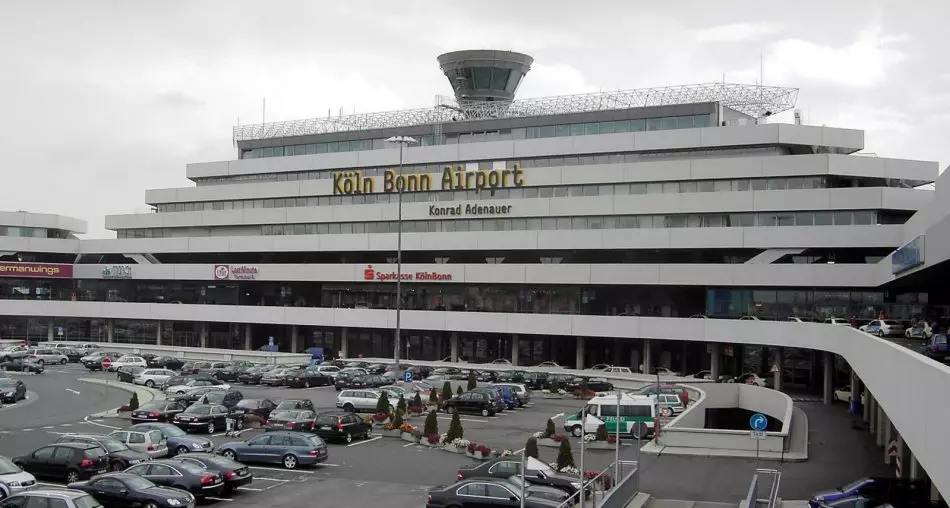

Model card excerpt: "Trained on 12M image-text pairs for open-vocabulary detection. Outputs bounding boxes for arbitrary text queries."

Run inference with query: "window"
[129,433,145,444]
[32,447,55,461]
[488,461,520,476]
[148,463,173,476]
[486,484,515,499]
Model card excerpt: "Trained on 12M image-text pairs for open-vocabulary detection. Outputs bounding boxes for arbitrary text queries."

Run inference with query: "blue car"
[924,334,949,362]
[216,431,328,469]
[809,477,928,508]
[810,478,876,508]
[492,385,519,409]
[129,422,213,457]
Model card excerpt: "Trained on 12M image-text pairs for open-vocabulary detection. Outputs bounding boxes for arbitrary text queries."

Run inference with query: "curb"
[78,378,164,418]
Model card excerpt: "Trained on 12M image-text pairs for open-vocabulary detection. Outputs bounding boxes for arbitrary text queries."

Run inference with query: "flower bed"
[540,389,568,399]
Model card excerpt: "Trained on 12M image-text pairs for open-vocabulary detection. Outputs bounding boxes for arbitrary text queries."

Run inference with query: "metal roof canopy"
[233,82,799,143]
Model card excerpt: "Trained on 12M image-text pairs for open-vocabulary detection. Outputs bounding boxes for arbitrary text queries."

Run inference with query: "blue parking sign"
[403,370,413,383]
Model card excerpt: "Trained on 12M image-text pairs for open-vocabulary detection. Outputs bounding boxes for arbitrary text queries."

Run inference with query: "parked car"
[24,348,68,366]
[859,320,905,337]
[174,452,253,494]
[492,383,531,406]
[0,454,37,499]
[82,352,122,371]
[196,389,244,410]
[164,378,229,395]
[808,477,932,508]
[4,489,110,508]
[275,399,315,412]
[261,368,295,386]
[13,442,109,483]
[53,434,150,472]
[0,358,43,373]
[130,400,188,423]
[336,390,384,413]
[109,355,147,372]
[442,391,497,417]
[211,365,248,382]
[333,370,366,390]
[905,321,933,339]
[67,472,195,508]
[263,410,317,432]
[284,369,333,388]
[832,386,867,406]
[59,348,85,363]
[636,384,689,406]
[342,374,389,389]
[216,431,329,469]
[116,366,145,383]
[310,411,373,444]
[172,403,245,434]
[128,422,214,456]
[0,378,27,404]
[147,355,184,370]
[457,456,584,497]
[0,346,29,363]
[237,366,274,385]
[124,459,225,499]
[180,361,212,375]
[233,398,277,421]
[732,373,768,387]
[471,387,507,413]
[169,386,228,405]
[107,429,169,459]
[427,479,561,508]
[924,334,949,362]
[133,368,177,388]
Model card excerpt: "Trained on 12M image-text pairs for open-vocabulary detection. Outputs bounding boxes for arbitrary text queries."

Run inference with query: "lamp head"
[386,135,418,145]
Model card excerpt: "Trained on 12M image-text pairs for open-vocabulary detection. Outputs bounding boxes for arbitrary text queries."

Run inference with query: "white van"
[563,393,656,439]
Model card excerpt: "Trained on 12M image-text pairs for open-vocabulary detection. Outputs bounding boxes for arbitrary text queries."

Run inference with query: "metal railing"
[744,468,782,508]
[554,460,640,508]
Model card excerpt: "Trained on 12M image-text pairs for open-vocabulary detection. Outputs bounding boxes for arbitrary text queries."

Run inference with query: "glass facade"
[0,226,70,238]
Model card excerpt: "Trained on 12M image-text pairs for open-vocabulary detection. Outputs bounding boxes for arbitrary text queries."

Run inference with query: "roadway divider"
[79,377,165,418]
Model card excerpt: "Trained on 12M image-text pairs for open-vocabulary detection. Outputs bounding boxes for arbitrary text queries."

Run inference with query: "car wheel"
[222,449,236,460]
[344,432,353,444]
[177,390,185,394]
[631,423,646,440]
[176,445,190,455]
[207,421,216,434]
[304,380,311,388]
[36,360,44,366]
[65,469,80,484]
[109,461,124,472]
[236,418,244,430]
[343,403,355,412]
[282,454,298,469]
[60,359,67,365]
[571,425,583,437]
[877,330,884,337]
[145,380,155,388]
[143,502,158,508]
[481,408,490,417]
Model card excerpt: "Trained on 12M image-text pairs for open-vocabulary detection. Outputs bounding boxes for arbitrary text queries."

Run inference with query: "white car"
[24,348,68,365]
[905,322,933,339]
[602,366,633,374]
[653,367,681,377]
[833,386,866,405]
[490,359,512,365]
[536,361,561,369]
[859,320,906,337]
[313,365,341,379]
[164,379,229,394]
[109,355,147,371]
[133,368,176,388]
[823,317,852,326]
[108,429,169,458]
[0,454,37,498]
[336,389,384,413]
[739,316,761,321]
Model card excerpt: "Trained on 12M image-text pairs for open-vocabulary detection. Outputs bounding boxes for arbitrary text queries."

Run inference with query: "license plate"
[97,469,107,473]
[320,426,331,430]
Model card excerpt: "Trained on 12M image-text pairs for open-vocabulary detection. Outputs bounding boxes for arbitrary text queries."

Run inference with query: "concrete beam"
[823,352,834,405]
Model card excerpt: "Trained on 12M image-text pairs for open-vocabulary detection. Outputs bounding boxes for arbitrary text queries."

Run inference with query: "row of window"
[200,146,786,186]
[237,114,715,161]
[0,226,70,239]
[155,176,833,213]
[524,114,712,139]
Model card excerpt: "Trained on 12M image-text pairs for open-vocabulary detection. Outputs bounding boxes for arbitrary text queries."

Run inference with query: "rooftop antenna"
[260,97,266,136]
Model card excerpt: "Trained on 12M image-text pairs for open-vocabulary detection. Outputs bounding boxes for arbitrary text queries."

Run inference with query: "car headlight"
[571,482,581,489]
[191,442,203,449]
[166,499,182,506]
[7,481,20,487]
[129,459,141,464]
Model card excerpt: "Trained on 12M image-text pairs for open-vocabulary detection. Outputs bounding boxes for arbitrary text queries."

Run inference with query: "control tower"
[437,50,533,103]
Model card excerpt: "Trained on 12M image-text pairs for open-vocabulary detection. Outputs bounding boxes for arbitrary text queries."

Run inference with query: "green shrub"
[396,395,407,416]
[446,411,464,442]
[544,418,556,438]
[423,410,439,436]
[595,424,609,441]
[375,390,391,414]
[412,392,423,408]
[128,392,140,411]
[441,381,453,402]
[466,371,477,391]
[580,377,589,394]
[556,439,575,471]
[428,388,439,404]
[392,408,404,428]
[456,385,464,396]
[524,436,540,459]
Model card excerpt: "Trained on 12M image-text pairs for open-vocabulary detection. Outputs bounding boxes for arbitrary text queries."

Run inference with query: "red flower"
[551,434,565,442]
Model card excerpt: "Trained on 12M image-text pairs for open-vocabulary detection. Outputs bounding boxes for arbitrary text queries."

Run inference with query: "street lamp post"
[386,135,417,371]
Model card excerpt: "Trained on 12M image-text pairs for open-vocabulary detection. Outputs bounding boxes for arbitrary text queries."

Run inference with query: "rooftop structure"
[437,49,534,103]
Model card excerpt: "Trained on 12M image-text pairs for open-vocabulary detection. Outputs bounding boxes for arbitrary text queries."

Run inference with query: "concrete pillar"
[450,332,459,362]
[876,406,886,447]
[200,323,209,349]
[511,335,519,366]
[156,321,163,346]
[884,419,893,463]
[642,339,653,374]
[612,338,621,366]
[47,322,54,342]
[576,337,585,370]
[771,347,783,391]
[630,350,640,373]
[243,324,251,351]
[340,328,349,358]
[894,433,906,479]
[909,453,921,481]
[868,394,877,434]
[709,343,721,381]
[290,325,299,354]
[823,352,834,405]
[681,343,689,375]
[106,320,114,343]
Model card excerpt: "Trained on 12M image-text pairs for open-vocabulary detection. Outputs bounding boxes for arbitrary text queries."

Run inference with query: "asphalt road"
[0,364,899,506]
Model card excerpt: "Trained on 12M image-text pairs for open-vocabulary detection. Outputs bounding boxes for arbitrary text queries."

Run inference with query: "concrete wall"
[0,211,87,234]
[40,342,311,365]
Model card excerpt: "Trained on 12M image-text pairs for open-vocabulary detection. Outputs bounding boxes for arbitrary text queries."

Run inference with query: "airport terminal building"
[0,50,945,378]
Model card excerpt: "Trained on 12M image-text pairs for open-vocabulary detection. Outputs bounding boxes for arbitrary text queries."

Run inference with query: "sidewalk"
[639,441,807,462]
[78,377,165,418]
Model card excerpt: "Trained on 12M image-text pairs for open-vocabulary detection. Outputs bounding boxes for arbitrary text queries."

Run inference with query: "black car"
[169,386,228,405]
[173,403,245,434]
[116,366,145,383]
[333,370,365,390]
[263,409,317,432]
[82,352,121,371]
[131,400,189,423]
[443,391,497,417]
[14,442,110,483]
[311,411,373,444]
[59,348,85,363]
[427,479,561,508]
[233,398,277,420]
[69,472,195,508]
[284,369,333,388]
[566,377,614,392]
[125,458,225,499]
[212,365,249,382]
[274,399,315,412]
[343,374,389,389]
[148,356,185,370]
[364,363,387,375]
[458,458,584,496]
[0,359,43,373]
[0,377,27,402]
[54,434,150,472]
[174,453,253,494]
[197,389,244,409]
[471,387,507,413]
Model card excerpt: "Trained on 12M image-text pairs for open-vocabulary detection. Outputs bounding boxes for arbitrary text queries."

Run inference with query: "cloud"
[693,22,781,43]
[765,22,908,88]
[518,63,599,98]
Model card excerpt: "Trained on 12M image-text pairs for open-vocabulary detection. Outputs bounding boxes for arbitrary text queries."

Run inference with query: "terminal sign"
[334,165,525,196]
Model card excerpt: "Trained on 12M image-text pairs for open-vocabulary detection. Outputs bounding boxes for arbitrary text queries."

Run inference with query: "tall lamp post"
[386,135,417,370]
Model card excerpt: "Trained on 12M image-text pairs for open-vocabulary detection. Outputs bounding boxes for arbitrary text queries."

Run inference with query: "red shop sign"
[0,262,74,278]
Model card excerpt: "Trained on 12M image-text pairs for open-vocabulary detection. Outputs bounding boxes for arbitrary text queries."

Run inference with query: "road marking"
[42,426,54,429]
[82,415,121,430]
[403,442,416,447]
[252,477,290,482]
[22,428,33,432]
[65,388,81,395]
[347,436,381,447]
[204,497,232,502]
[248,466,317,474]
[236,486,264,491]
[437,416,488,423]
[46,431,74,435]
[551,412,565,419]
[60,424,72,427]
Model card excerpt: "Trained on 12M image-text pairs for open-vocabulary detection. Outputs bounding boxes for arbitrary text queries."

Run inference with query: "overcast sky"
[1,0,947,238]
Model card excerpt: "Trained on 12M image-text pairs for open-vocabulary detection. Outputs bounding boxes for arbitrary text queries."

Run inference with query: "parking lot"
[0,362,899,506]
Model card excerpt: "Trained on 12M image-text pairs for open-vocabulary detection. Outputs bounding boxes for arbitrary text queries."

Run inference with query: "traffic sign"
[100,358,112,370]
[749,430,767,440]
[403,370,413,383]
[749,413,767,431]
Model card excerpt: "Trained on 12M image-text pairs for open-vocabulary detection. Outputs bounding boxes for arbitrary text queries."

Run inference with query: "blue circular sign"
[403,370,413,383]
[750,413,767,432]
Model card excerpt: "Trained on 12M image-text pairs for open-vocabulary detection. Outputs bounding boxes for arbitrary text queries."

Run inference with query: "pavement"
[0,363,899,507]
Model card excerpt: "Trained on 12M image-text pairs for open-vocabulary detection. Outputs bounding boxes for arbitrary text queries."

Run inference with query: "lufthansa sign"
[333,165,524,196]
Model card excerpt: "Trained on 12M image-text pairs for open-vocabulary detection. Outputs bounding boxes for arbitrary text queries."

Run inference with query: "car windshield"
[176,461,206,474]
[314,414,340,425]
[73,494,105,508]
[935,335,947,345]
[123,475,155,490]
[203,455,241,468]
[0,379,16,387]
[307,435,325,446]
[184,405,212,415]
[95,438,128,452]
[150,425,185,437]
[236,399,259,408]
[840,479,871,492]
[137,401,163,411]
[0,456,20,474]
[272,411,301,420]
